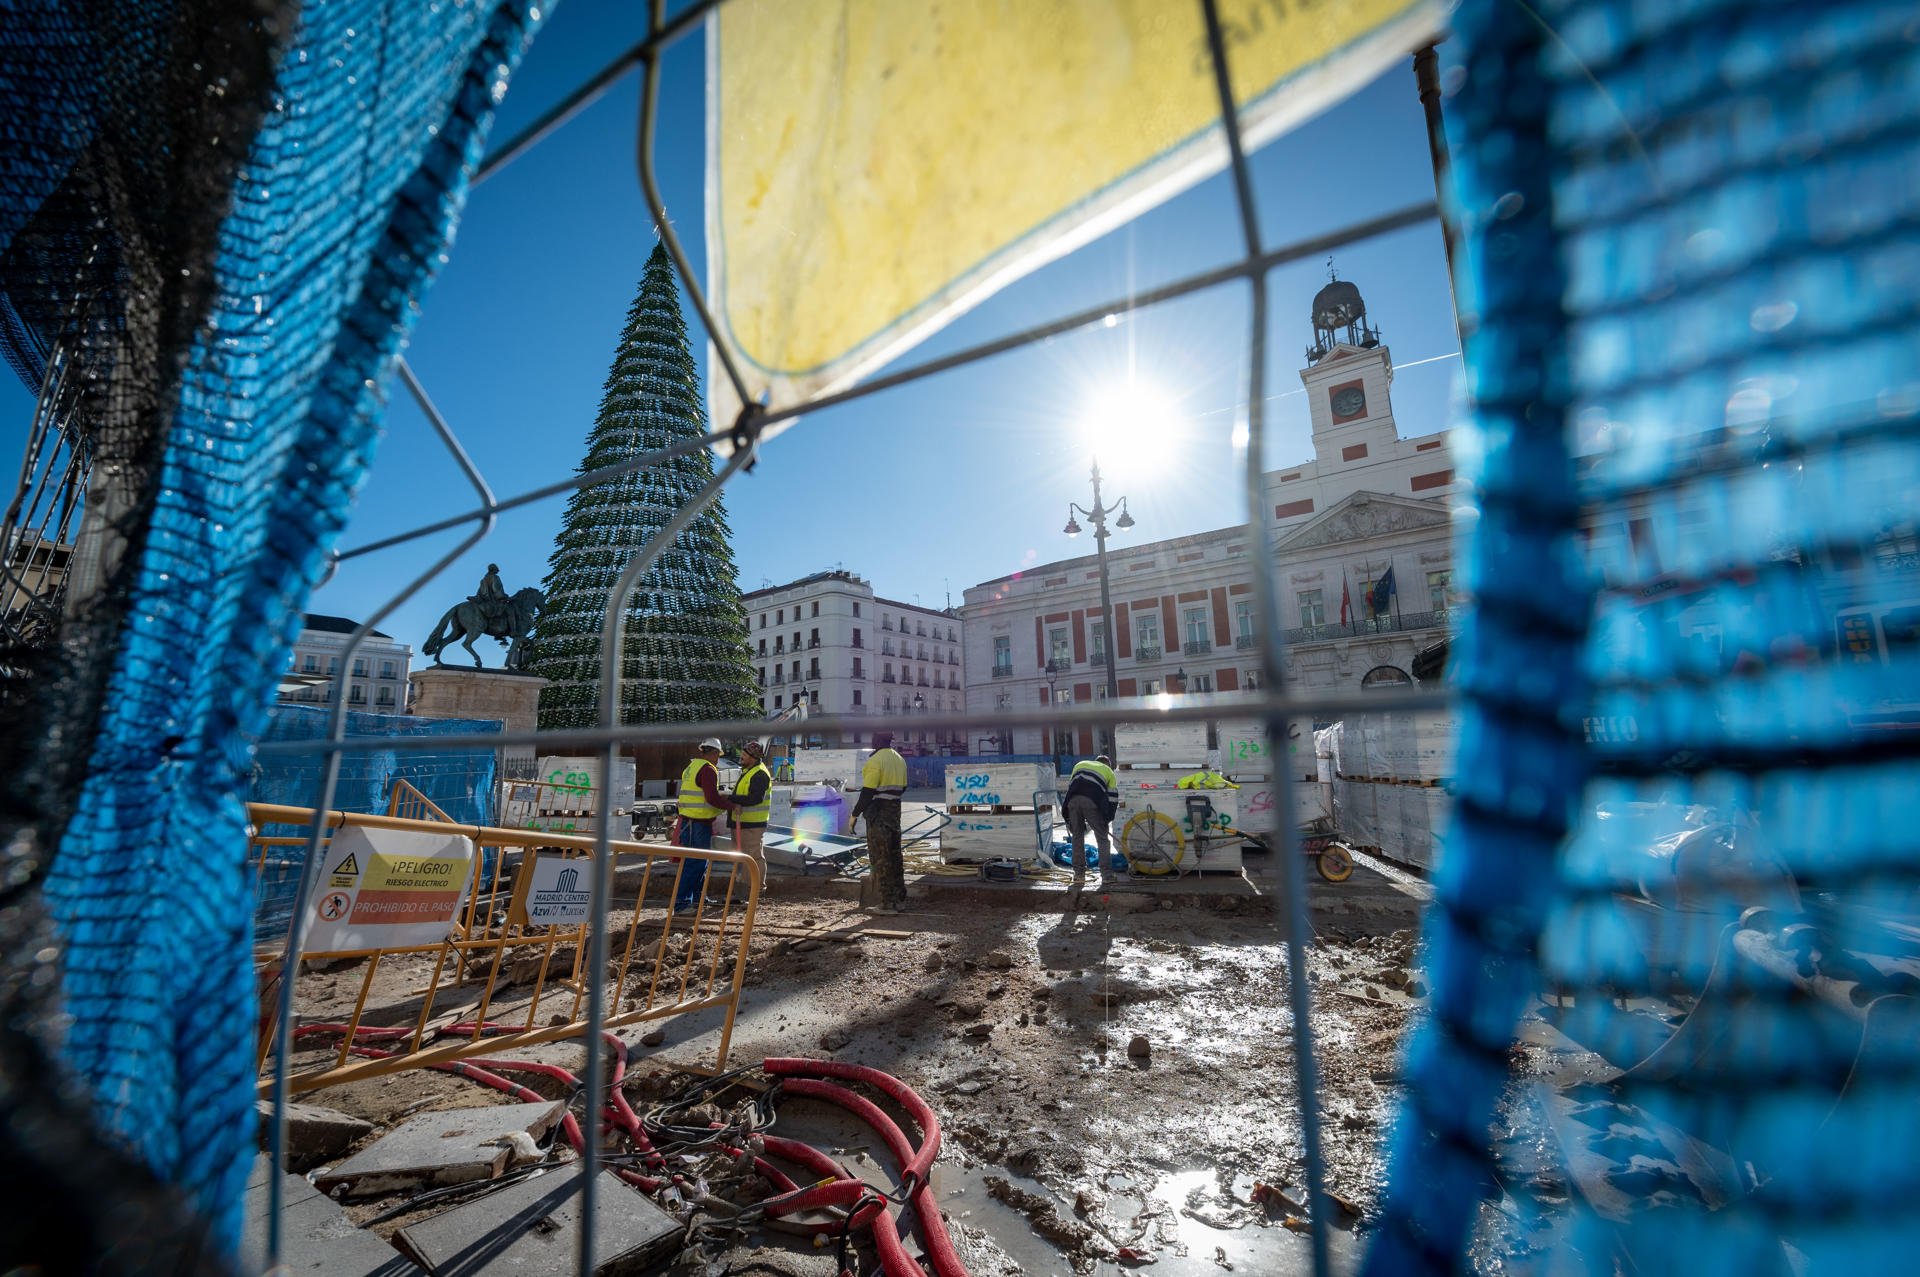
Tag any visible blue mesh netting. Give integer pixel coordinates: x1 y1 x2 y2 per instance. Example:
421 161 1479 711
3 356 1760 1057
250 705 501 940
1372 2 1920 1273
21 1 551 1255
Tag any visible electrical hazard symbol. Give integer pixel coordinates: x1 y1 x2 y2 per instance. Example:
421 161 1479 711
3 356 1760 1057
318 891 352 921
329 850 361 888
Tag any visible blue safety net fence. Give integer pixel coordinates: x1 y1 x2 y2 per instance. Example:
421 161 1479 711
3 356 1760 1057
250 706 501 941
1369 2 1920 1274
0 1 550 1264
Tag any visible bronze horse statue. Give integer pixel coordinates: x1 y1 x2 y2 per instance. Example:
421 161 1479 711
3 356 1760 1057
423 586 543 670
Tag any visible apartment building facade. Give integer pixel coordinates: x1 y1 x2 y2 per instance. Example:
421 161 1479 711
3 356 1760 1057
281 614 413 711
743 570 966 751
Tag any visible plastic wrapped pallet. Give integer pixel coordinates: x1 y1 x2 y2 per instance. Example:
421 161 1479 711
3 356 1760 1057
1114 721 1209 767
942 809 1052 863
945 762 1056 808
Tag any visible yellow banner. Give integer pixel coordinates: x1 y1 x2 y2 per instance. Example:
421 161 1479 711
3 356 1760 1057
706 0 1438 436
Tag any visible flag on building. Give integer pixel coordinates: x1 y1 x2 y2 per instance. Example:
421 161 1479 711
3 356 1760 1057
1340 571 1354 627
1370 566 1398 618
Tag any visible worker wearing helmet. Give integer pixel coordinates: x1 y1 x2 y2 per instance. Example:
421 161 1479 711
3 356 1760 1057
730 740 773 875
848 731 909 911
1063 754 1119 885
674 738 738 913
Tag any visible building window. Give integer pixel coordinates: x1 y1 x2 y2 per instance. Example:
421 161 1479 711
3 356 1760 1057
1135 614 1161 657
352 658 369 677
777 608 784 624
1426 569 1454 608
884 695 893 712
809 627 820 647
348 685 365 705
1190 672 1214 693
793 631 801 650
853 602 861 617
949 647 959 664
809 659 821 679
810 689 820 706
992 635 1012 675
1234 600 1255 643
1362 665 1413 689
302 654 318 672
775 695 783 709
376 687 394 706
326 656 339 674
760 614 766 629
1090 621 1107 663
757 638 766 656
853 657 864 677
811 601 820 617
1297 589 1325 628
852 627 863 648
380 660 397 679
1143 678 1164 695
1244 669 1263 691
1183 607 1209 652
1048 626 1070 664
853 689 863 706
884 662 895 681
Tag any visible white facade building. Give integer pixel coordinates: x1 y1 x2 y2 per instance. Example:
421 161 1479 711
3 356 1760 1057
281 614 413 712
743 571 966 752
961 278 1460 756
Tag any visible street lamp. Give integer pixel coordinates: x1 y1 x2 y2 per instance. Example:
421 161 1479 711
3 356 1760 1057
1062 458 1132 758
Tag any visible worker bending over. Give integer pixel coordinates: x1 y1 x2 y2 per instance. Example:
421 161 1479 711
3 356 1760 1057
848 731 909 911
674 738 739 913
1064 754 1119 886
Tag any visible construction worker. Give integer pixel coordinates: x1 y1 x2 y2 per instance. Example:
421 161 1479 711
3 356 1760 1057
1063 754 1119 885
1178 750 1241 790
847 730 909 911
730 739 773 875
674 738 738 913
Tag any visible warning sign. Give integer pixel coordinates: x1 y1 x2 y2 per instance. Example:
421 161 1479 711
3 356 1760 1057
300 825 475 956
526 854 594 926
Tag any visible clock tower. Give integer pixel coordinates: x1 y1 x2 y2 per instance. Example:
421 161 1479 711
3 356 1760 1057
1300 272 1399 470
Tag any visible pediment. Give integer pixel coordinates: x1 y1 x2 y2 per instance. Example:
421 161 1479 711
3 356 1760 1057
1274 491 1450 552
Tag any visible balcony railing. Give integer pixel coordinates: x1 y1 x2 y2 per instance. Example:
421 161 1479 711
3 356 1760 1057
1045 657 1072 674
991 665 1013 679
1235 633 1257 651
808 638 821 649
1283 608 1452 645
882 673 897 683
1089 648 1107 666
1183 639 1211 656
851 637 863 648
1135 645 1162 662
882 620 894 631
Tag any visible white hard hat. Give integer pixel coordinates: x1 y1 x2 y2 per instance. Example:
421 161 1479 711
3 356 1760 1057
699 738 723 751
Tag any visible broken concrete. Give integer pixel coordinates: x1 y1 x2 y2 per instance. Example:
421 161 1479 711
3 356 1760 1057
259 1098 375 1172
316 1101 568 1197
242 1157 420 1275
396 1166 679 1275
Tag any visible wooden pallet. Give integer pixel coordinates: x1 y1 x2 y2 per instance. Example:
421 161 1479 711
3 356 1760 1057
945 804 1043 815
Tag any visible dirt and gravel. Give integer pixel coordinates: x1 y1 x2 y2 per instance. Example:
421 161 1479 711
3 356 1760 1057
276 862 1427 1275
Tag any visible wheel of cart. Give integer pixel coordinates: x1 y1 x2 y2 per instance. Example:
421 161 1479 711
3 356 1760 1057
1298 819 1355 883
1120 808 1185 876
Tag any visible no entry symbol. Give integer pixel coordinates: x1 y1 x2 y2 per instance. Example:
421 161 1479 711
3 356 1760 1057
318 891 352 921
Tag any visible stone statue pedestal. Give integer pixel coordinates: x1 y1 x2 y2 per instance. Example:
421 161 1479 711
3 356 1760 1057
409 668 547 774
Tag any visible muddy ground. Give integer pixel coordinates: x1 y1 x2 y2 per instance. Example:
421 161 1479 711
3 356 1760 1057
278 862 1428 1275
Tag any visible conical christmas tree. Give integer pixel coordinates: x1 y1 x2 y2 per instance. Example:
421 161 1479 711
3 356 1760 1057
528 244 758 731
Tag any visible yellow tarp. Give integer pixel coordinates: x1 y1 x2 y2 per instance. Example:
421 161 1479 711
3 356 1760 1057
706 0 1439 437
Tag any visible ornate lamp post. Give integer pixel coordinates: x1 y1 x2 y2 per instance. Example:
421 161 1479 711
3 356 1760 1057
1063 459 1134 757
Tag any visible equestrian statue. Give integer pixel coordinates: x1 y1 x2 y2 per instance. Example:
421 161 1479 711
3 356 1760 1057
423 564 543 670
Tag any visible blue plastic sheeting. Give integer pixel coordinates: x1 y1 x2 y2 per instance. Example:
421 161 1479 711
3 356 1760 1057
36 2 551 1254
251 706 501 940
1370 2 1920 1273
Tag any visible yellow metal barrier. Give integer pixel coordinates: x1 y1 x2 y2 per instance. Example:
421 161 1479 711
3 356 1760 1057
249 800 760 1095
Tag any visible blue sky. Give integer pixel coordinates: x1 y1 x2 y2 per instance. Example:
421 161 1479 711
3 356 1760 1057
3 0 1461 656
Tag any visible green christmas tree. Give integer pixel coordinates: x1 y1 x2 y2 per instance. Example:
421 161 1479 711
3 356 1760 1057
528 244 758 731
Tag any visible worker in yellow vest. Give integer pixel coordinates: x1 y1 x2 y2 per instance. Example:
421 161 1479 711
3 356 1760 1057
729 739 773 874
847 730 909 911
1063 755 1119 885
674 738 738 913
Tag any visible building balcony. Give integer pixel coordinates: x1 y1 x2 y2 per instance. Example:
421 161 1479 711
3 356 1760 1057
851 637 863 648
1089 648 1107 666
991 665 1013 679
1235 633 1257 651
1046 657 1072 674
882 673 897 683
1283 609 1451 646
808 638 821 649
1183 639 1211 656
1134 646 1162 662
769 676 785 686
917 675 930 687
882 620 894 631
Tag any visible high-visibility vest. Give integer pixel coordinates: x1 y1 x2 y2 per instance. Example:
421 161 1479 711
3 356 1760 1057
1177 769 1238 790
861 748 908 801
677 757 722 819
735 762 772 825
1070 759 1117 795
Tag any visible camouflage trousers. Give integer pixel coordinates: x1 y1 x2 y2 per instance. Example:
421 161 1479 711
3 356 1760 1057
862 801 906 910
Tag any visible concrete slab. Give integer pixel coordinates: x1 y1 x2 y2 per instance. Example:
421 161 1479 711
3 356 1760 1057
315 1101 568 1197
241 1158 422 1276
396 1166 680 1275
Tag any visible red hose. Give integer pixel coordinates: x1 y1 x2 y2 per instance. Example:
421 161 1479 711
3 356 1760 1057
767 1059 969 1277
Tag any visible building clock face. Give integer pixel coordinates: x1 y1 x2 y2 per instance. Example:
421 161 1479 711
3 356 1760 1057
1332 386 1366 418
